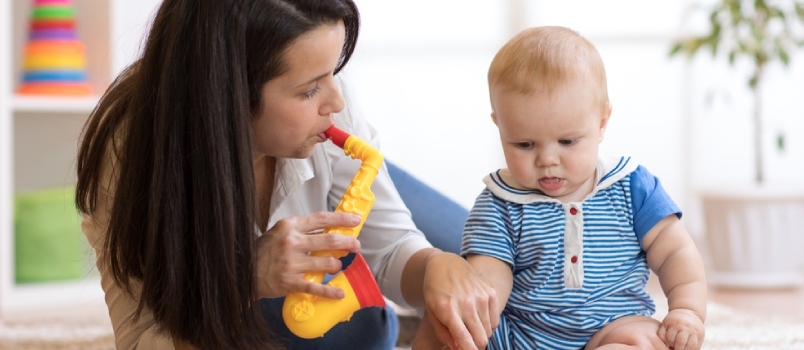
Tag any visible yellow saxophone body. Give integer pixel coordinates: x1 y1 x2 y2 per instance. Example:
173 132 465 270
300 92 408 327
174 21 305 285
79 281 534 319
282 126 386 339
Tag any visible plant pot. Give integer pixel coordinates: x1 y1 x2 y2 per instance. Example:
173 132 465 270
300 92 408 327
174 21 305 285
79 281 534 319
702 188 804 288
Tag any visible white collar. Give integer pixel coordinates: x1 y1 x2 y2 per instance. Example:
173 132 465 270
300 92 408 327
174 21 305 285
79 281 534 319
269 156 317 216
483 155 638 204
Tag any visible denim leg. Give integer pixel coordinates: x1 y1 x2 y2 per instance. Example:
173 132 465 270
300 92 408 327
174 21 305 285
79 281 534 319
385 160 468 255
260 297 398 350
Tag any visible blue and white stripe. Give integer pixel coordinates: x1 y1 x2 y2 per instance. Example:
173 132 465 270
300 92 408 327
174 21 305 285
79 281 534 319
462 156 656 349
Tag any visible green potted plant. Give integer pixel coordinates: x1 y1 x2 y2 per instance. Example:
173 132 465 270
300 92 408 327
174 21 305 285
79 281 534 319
671 0 803 183
670 0 804 288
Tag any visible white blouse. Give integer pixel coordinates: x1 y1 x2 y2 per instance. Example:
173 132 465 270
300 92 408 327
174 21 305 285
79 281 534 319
82 78 431 349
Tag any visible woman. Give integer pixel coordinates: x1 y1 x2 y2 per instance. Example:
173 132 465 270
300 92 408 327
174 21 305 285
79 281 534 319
76 0 493 349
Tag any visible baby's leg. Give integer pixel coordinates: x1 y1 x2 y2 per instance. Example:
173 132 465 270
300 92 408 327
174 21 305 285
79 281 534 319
585 315 669 350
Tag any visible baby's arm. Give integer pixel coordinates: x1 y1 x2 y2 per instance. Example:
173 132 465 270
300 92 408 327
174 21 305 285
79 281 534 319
412 254 513 350
642 215 707 350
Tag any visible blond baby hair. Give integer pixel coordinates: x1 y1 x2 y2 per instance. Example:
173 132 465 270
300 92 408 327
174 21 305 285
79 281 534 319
488 26 609 107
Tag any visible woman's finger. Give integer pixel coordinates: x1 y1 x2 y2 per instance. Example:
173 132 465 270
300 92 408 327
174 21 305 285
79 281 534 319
479 283 497 336
297 280 346 299
429 312 457 350
460 291 491 348
296 256 343 275
302 230 361 253
440 311 477 350
294 211 361 233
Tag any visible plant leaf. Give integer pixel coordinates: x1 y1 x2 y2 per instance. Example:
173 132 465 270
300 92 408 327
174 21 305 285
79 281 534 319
779 46 790 65
669 42 684 57
777 133 785 152
796 3 804 20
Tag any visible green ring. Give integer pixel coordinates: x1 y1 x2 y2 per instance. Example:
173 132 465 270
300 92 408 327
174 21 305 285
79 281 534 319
32 7 75 20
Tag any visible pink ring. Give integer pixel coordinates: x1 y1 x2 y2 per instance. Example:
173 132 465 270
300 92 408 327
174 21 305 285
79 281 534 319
34 0 72 5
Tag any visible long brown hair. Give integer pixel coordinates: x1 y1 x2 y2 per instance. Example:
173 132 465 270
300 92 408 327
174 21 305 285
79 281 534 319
75 0 359 348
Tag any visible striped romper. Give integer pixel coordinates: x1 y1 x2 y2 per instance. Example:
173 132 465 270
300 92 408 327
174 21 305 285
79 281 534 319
461 156 681 349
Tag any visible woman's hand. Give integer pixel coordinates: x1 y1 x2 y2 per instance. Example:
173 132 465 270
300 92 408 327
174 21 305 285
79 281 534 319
423 252 498 350
255 211 362 299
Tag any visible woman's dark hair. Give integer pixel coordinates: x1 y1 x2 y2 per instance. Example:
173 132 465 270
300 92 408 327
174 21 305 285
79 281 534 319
75 0 359 348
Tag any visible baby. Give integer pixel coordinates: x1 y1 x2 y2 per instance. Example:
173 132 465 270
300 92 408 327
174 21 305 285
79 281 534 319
415 26 706 350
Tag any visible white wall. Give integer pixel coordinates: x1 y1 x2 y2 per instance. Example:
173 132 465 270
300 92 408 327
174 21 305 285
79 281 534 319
101 0 804 240
342 0 511 210
345 1 695 220
345 0 804 242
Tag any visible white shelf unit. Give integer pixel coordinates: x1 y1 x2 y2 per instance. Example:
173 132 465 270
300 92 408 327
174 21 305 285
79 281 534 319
0 0 160 316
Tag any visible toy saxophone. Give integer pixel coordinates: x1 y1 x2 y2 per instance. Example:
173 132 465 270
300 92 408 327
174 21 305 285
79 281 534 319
282 125 386 339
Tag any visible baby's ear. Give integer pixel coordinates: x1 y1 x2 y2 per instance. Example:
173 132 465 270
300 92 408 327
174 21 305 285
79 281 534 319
599 103 612 141
490 112 499 126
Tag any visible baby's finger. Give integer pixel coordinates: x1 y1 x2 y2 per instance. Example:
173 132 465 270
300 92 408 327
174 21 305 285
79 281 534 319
657 325 668 345
674 331 690 350
665 326 679 347
688 334 700 350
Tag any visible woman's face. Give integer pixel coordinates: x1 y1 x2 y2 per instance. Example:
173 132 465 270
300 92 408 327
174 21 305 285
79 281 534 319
252 21 346 160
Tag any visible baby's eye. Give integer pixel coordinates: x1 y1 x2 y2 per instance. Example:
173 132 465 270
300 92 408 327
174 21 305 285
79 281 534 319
515 142 533 149
558 139 577 146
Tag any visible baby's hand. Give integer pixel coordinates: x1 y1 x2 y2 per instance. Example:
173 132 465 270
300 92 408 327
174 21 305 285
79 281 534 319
658 309 704 350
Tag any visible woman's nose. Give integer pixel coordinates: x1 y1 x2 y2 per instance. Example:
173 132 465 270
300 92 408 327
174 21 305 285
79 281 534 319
321 81 345 116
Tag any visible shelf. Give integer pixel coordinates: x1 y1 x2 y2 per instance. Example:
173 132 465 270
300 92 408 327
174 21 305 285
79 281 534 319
11 95 101 114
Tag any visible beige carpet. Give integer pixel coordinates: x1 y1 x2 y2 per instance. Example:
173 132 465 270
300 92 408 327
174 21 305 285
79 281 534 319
1 302 803 349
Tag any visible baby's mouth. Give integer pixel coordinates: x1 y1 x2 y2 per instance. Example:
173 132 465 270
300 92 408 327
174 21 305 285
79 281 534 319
539 177 564 191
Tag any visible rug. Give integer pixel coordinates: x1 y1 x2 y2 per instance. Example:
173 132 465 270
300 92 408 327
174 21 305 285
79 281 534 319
1 302 802 349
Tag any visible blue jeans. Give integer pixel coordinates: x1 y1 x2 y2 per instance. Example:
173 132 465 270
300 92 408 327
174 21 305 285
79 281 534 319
260 160 468 349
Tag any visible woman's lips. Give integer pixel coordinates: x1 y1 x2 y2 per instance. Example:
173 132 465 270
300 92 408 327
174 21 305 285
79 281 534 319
539 177 564 191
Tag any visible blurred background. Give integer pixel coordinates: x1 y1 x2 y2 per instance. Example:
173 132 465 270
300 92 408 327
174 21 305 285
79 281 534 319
1 0 803 317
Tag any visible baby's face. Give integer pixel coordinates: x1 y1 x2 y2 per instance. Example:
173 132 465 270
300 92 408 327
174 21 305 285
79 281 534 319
491 81 609 202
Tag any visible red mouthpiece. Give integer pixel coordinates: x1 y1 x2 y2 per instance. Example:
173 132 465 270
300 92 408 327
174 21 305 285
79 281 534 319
323 126 349 148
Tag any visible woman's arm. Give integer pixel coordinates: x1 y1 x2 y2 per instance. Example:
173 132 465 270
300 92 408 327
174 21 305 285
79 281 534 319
82 152 175 350
399 249 501 350
408 253 510 350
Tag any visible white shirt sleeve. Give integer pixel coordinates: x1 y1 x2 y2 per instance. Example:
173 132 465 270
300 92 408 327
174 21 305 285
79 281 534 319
325 77 432 309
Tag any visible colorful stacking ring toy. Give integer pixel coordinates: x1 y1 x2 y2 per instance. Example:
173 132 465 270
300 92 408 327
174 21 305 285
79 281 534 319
17 0 91 96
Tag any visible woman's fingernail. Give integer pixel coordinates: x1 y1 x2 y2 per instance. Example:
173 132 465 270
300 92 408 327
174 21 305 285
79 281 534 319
351 214 361 224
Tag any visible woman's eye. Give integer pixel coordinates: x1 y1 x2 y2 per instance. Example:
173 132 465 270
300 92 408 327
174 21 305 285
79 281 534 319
304 85 321 99
516 142 533 149
559 139 576 146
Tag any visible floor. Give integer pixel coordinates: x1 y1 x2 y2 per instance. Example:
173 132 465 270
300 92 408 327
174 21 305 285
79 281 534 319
393 274 804 348
2 274 803 348
648 273 804 322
